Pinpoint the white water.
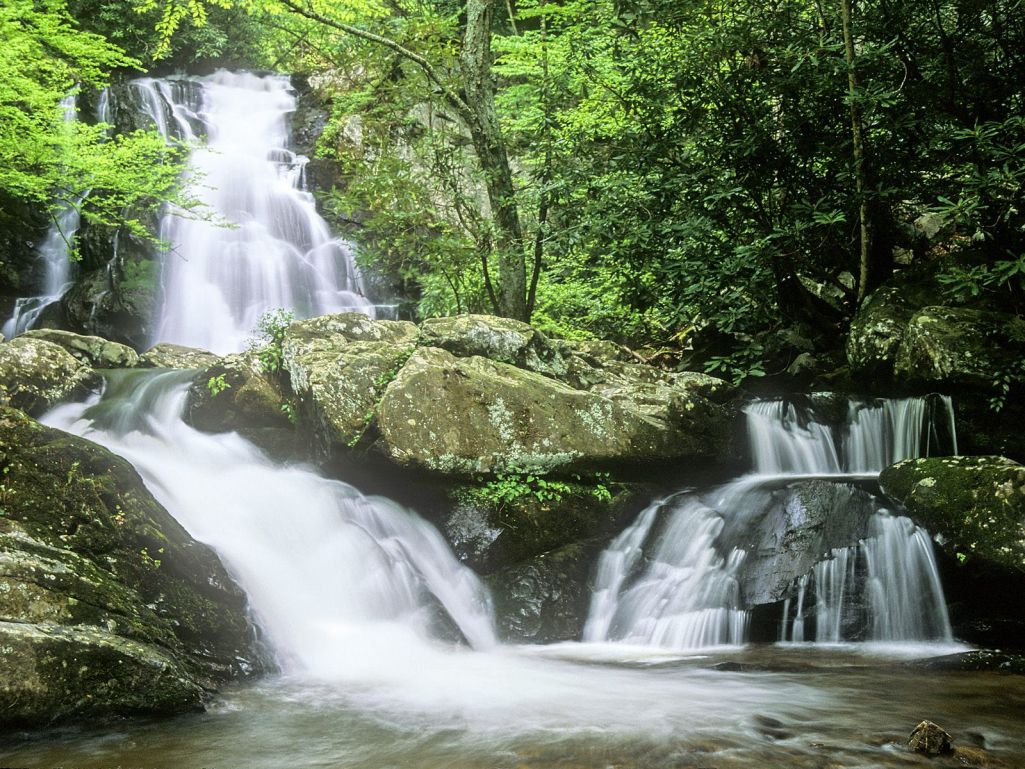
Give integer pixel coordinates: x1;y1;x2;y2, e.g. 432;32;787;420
2;95;81;339
43;371;496;674
587;395;957;650
131;71;375;354
748;395;957;476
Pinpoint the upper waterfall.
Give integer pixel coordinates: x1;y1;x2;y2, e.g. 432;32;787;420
131;71;374;354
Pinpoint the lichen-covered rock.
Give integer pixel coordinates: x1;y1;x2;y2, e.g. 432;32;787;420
420;314;567;378
138;343;220;370
0;337;96;413
376;347;736;476
20;329;139;368
486;540;604;643
846;286;915;375
282;314;418;452
0;407;261;726
880;456;1025;573
894;307;1015;388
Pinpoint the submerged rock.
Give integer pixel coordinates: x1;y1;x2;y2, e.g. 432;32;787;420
0;407;261;726
880;456;1025;573
907;720;953;756
20;328;139;369
0;336;96;413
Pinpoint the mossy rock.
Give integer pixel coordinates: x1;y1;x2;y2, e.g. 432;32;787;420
880;456;1025;573
20;329;139;369
281;314;418;454
846;286;919;376
420;314;567;379
376;347;736;477
0;337;96;414
138;343;220;370
0;407;261;726
61;258;159;350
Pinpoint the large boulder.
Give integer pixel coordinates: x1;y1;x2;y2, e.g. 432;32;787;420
62;257;160;349
20;329;139;369
138;343;220;370
420;314;567;379
375;346;736;476
894;307;1016;388
880;456;1025;573
0;337;96;413
846;286;917;376
282;314;419;453
487;540;604;643
0;407;261;726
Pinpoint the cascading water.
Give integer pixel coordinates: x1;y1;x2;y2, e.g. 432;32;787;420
586;395;957;651
43;371;496;674
2;95;81;339
129;71;375;354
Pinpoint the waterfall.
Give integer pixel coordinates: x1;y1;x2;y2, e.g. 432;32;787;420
43;371;496;674
747;395;957;476
587;395;957;651
129;71;375;354
2;95;81;339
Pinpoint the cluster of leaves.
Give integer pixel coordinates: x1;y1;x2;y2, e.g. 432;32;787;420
0;0;189;260
473;469;613;509
247;308;295;375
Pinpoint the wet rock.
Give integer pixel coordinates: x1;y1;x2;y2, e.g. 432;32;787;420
186;351;299;458
486;539;604;643
20;329;139;368
880;456;1025;573
61;255;160;349
907;720;953;756
904;651;1025;675
376;346;736;477
0;336;96;413
138;343;220;370
0;406;261;727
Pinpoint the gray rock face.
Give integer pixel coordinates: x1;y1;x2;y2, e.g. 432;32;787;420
20;329;139;368
0;337;96;413
0;407;261;726
486;540;604;643
61;255;160;349
138;343;220;370
880;455;1025;573
739;480;875;606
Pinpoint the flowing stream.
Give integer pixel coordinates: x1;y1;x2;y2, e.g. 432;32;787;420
132;71;376;353
3;71;1024;768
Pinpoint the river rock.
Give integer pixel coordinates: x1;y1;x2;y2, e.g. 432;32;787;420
486;539;604;643
0;336;96;413
893;307;1015;388
20;329;139;368
739;480;875;606
880;456;1025;573
139;343;220;370
907;720;953;756
282;313;419;452
61;257;160;349
420;314;567;378
376;346;736;476
0;407;261;726
846;286;916;375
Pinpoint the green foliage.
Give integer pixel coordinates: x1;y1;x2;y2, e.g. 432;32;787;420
468;469;614;510
206;374;231;397
247;308;295;375
0;0;188;254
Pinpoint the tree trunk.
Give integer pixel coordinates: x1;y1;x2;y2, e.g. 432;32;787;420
841;0;872;305
460;0;528;321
